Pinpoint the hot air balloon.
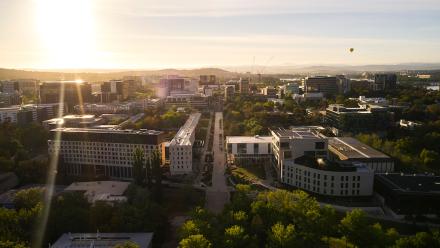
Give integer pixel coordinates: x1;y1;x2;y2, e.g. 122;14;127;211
349;48;354;53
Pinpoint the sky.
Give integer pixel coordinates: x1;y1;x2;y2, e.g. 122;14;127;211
0;0;440;69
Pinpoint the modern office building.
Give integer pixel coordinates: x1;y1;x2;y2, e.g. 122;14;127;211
0;81;19;94
328;137;394;172
304;76;338;96
169;113;201;175
51;233;153;248
283;82;300;95
336;75;351;94
375;173;440;216
226;135;272;165
156;75;197;98
292;92;324;103
97;80;129;103
372;73;397;91
325;104;394;135
238;78;250;94
48;128;164;180
39;81;93;110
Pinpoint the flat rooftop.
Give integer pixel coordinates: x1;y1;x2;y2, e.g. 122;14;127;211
376;173;440;193
290;156;371;173
226;136;272;144
170;113;201;146
270;128;321;139
65;181;130;203
329;137;390;160
51;127;162;136
52;232;153;248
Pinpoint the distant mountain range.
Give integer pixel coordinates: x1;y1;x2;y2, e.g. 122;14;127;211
1;63;440;81
224;63;440;74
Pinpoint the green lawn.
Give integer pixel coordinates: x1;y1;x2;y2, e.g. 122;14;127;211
231;164;266;184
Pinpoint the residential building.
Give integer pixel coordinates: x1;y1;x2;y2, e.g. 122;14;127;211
169;113;201;175
238;78;249;94
51;233;153;248
0;81;19;94
375;173;440;216
0;92;21;107
325;104;394;135
226;135;272;165
328;137;394;172
64;181;130;204
304;76;338;96
224;85;235;101
372;73;397;91
48;128;164;180
282;157;374;197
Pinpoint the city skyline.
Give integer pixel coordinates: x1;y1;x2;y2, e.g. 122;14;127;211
1;0;440;69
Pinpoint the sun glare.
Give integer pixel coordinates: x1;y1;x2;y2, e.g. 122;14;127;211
35;0;96;69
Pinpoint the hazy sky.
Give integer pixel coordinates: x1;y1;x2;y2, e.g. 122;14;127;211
1;0;440;69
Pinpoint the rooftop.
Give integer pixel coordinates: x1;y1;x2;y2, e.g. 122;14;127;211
51;232;153;248
376;173;440;193
270;128;322;139
291;156;370;173
226;135;272;144
65;181;130;203
51;127;162;136
328;137;390;160
170;113;201;146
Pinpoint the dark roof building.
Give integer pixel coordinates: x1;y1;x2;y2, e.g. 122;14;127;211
328;137;394;172
375;173;440;215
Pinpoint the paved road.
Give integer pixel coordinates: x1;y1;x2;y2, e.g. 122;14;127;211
205;112;229;214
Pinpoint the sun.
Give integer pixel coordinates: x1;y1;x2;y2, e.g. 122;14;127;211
35;0;96;69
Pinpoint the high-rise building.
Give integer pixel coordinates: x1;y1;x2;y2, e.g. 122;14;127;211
373;73;397;91
336;75;351;94
304;76;338;96
0;81;19;94
224;85;235;101
48;128;164;179
238;78;249;94
39;81;93;110
261;86;277;98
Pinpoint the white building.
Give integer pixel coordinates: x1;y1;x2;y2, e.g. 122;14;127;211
48;128;164;180
169;113;201;175
226;135;272;165
271;128;328;175
0;103;63;125
282;158;374;197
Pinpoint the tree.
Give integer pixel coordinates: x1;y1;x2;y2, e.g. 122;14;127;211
420;149;440;168
224;225;255;248
179;234;212;248
394;230;440;248
266;222;297;248
179;220;202;239
150;150;162;201
13;187;44;210
132;148;145;186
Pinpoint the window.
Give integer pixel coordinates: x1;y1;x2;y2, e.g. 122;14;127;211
254;143;259;153
281;142;289;148
315;142;325;149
